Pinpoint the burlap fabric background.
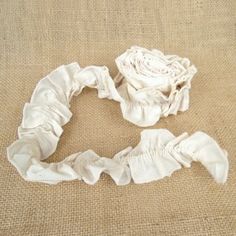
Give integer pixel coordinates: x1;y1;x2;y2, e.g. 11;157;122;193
0;0;235;235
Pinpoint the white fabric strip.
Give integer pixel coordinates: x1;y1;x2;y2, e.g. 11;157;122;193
7;63;228;185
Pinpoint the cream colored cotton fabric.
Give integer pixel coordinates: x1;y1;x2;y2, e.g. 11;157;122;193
7;63;228;185
1;1;236;235
115;46;197;126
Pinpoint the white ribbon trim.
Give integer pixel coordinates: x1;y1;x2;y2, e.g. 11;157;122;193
115;46;197;126
7;63;228;185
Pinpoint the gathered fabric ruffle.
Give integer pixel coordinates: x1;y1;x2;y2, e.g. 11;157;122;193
7;63;228;185
115;46;197;126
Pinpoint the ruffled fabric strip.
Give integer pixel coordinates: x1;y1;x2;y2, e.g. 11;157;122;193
115;46;197;127
7;63;228;185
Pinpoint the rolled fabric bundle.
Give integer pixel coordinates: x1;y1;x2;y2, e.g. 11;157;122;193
6;62;228;185
115;46;197;127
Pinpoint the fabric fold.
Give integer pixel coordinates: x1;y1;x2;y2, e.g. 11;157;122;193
177;132;229;183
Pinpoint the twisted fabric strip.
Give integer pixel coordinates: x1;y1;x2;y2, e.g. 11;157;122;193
7;63;228;185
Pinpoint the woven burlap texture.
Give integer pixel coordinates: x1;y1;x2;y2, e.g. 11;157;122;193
0;0;235;235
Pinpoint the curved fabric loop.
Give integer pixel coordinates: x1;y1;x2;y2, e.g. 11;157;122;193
7;63;228;185
115;46;197;127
